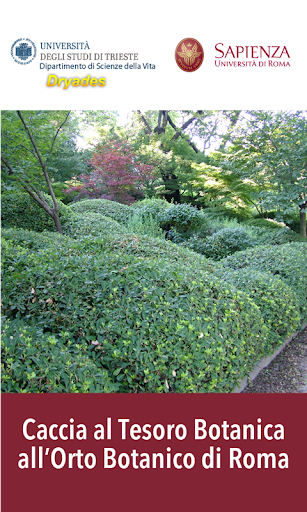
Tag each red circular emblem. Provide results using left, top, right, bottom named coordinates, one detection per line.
left=175, top=38, right=204, bottom=72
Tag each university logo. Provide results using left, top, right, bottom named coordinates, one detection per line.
left=175, top=38, right=204, bottom=72
left=11, top=38, right=37, bottom=65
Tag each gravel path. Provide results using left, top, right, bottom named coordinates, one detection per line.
left=242, top=326, right=307, bottom=393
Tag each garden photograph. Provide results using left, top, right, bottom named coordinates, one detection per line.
left=1, top=109, right=307, bottom=393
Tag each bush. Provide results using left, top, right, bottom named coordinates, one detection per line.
left=212, top=267, right=300, bottom=347
left=283, top=212, right=301, bottom=233
left=1, top=227, right=212, bottom=272
left=2, top=234, right=269, bottom=392
left=105, top=233, right=213, bottom=270
left=1, top=228, right=66, bottom=252
left=252, top=227, right=304, bottom=245
left=1, top=318, right=117, bottom=392
left=1, top=192, right=70, bottom=232
left=184, top=227, right=256, bottom=260
left=125, top=213, right=164, bottom=238
left=62, top=211, right=128, bottom=238
left=159, top=203, right=204, bottom=232
left=221, top=243, right=307, bottom=323
left=3, top=224, right=304, bottom=393
left=130, top=198, right=171, bottom=221
left=68, top=199, right=131, bottom=224
left=182, top=214, right=243, bottom=239
left=175, top=219, right=302, bottom=257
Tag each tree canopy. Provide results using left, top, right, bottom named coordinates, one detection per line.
left=2, top=109, right=306, bottom=236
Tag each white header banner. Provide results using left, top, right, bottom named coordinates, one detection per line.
left=1, top=0, right=305, bottom=110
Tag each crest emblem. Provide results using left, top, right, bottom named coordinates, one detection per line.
left=175, top=38, right=204, bottom=72
left=11, top=38, right=37, bottom=65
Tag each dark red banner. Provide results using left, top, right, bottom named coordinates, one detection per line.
left=2, top=394, right=306, bottom=511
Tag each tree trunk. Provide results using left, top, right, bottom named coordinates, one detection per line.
left=15, top=110, right=70, bottom=236
left=52, top=212, right=63, bottom=234
left=300, top=207, right=306, bottom=238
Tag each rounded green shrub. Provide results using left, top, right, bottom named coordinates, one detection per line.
left=179, top=234, right=210, bottom=254
left=130, top=198, right=171, bottom=221
left=1, top=318, right=116, bottom=393
left=212, top=267, right=300, bottom=347
left=1, top=192, right=70, bottom=232
left=124, top=213, right=164, bottom=238
left=283, top=212, right=301, bottom=233
left=159, top=203, right=204, bottom=232
left=68, top=199, right=130, bottom=224
left=1, top=228, right=212, bottom=272
left=2, top=238, right=268, bottom=392
left=185, top=227, right=255, bottom=260
left=62, top=211, right=128, bottom=238
left=254, top=211, right=301, bottom=234
left=126, top=199, right=172, bottom=237
left=221, top=243, right=307, bottom=322
left=3, top=224, right=304, bottom=393
left=253, top=227, right=303, bottom=245
left=105, top=233, right=213, bottom=269
left=1, top=228, right=67, bottom=252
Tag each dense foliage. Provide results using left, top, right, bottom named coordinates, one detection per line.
left=183, top=227, right=256, bottom=260
left=1, top=192, right=70, bottom=232
left=68, top=198, right=131, bottom=224
left=211, top=267, right=301, bottom=344
left=66, top=141, right=154, bottom=204
left=220, top=244, right=307, bottom=322
left=2, top=318, right=116, bottom=393
left=2, top=203, right=306, bottom=393
left=2, top=229, right=269, bottom=393
left=2, top=109, right=306, bottom=393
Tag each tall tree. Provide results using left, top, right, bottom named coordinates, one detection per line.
left=1, top=110, right=71, bottom=233
left=66, top=140, right=154, bottom=204
left=1, top=109, right=117, bottom=232
left=228, top=110, right=307, bottom=237
left=127, top=110, right=245, bottom=203
left=133, top=110, right=208, bottom=202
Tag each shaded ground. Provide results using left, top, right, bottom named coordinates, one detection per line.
left=243, top=326, right=307, bottom=393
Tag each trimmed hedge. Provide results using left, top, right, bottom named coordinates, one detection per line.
left=178, top=224, right=303, bottom=258
left=62, top=212, right=128, bottom=238
left=251, top=227, right=304, bottom=245
left=1, top=192, right=70, bottom=232
left=221, top=243, right=307, bottom=323
left=1, top=318, right=116, bottom=393
left=159, top=203, right=204, bottom=232
left=1, top=228, right=213, bottom=271
left=1, top=228, right=66, bottom=252
left=130, top=198, right=172, bottom=221
left=68, top=199, right=131, bottom=224
left=181, top=227, right=255, bottom=260
left=105, top=233, right=213, bottom=269
left=2, top=218, right=305, bottom=393
left=211, top=267, right=300, bottom=347
left=2, top=234, right=268, bottom=392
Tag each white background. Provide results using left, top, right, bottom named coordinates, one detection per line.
left=1, top=0, right=306, bottom=110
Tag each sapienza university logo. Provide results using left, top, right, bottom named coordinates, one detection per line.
left=11, top=38, right=37, bottom=65
left=214, top=44, right=290, bottom=67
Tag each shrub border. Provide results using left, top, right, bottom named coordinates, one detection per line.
left=232, top=322, right=307, bottom=393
